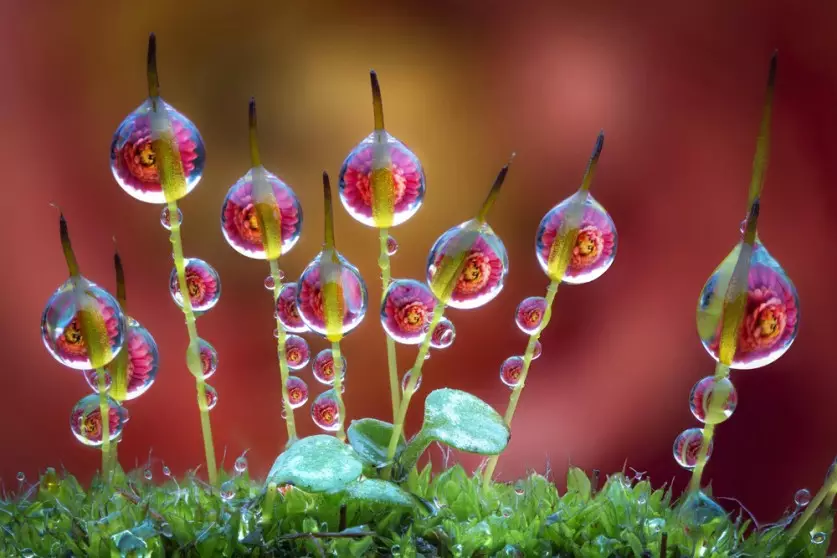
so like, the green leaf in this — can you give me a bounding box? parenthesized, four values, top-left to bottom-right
(421, 389, 510, 454)
(347, 418, 405, 467)
(345, 479, 414, 507)
(266, 435, 363, 493)
(566, 467, 591, 501)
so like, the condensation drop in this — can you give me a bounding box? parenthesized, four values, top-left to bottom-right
(515, 297, 548, 334)
(386, 235, 399, 256)
(401, 370, 422, 393)
(689, 376, 737, 424)
(284, 335, 311, 370)
(169, 258, 221, 312)
(381, 279, 438, 344)
(794, 488, 811, 507)
(673, 427, 712, 470)
(276, 283, 308, 333)
(500, 356, 525, 388)
(160, 207, 183, 230)
(297, 250, 368, 340)
(429, 318, 456, 349)
(286, 376, 310, 409)
(70, 394, 126, 447)
(311, 390, 340, 431)
(312, 348, 346, 385)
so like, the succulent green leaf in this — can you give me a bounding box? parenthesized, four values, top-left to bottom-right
(347, 418, 406, 466)
(266, 435, 363, 493)
(345, 479, 414, 507)
(566, 466, 591, 501)
(420, 389, 510, 454)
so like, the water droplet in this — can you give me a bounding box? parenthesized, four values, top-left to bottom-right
(297, 250, 368, 339)
(429, 318, 456, 349)
(673, 427, 712, 470)
(276, 283, 308, 333)
(311, 390, 340, 431)
(221, 167, 303, 259)
(515, 297, 548, 334)
(502, 506, 512, 518)
(811, 531, 827, 544)
(532, 341, 543, 360)
(203, 384, 218, 410)
(286, 376, 309, 409)
(391, 544, 402, 554)
(514, 484, 525, 496)
(143, 469, 152, 481)
(111, 98, 205, 203)
(19, 549, 35, 558)
(193, 338, 218, 380)
(645, 518, 665, 533)
(500, 356, 525, 388)
(312, 349, 346, 385)
(794, 488, 812, 507)
(16, 472, 25, 482)
(423, 352, 431, 360)
(386, 235, 399, 255)
(338, 130, 426, 228)
(160, 522, 173, 537)
(264, 275, 275, 290)
(41, 277, 127, 370)
(234, 456, 248, 474)
(169, 258, 221, 312)
(284, 335, 311, 370)
(381, 279, 438, 344)
(160, 207, 183, 230)
(426, 220, 509, 309)
(678, 490, 726, 532)
(70, 394, 126, 446)
(401, 370, 422, 393)
(162, 465, 171, 477)
(696, 238, 800, 369)
(535, 192, 617, 284)
(689, 376, 738, 424)
(220, 480, 235, 501)
(88, 317, 160, 401)
(84, 369, 112, 393)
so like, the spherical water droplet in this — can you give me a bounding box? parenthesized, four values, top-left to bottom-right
(678, 490, 726, 532)
(84, 369, 112, 393)
(16, 472, 25, 482)
(220, 480, 235, 501)
(87, 317, 160, 401)
(195, 338, 218, 380)
(381, 279, 438, 344)
(689, 376, 737, 424)
(276, 283, 308, 333)
(162, 466, 171, 477)
(426, 220, 509, 309)
(264, 275, 275, 290)
(386, 235, 399, 256)
(160, 522, 173, 537)
(696, 239, 800, 369)
(234, 456, 248, 474)
(430, 318, 456, 349)
(111, 98, 205, 204)
(673, 427, 712, 470)
(203, 384, 218, 410)
(532, 341, 543, 360)
(312, 349, 346, 385)
(794, 488, 812, 507)
(500, 356, 525, 388)
(502, 506, 512, 518)
(19, 549, 35, 558)
(143, 469, 152, 481)
(284, 335, 311, 370)
(286, 376, 309, 409)
(645, 518, 665, 534)
(160, 207, 183, 230)
(70, 394, 126, 446)
(297, 251, 368, 339)
(221, 168, 303, 259)
(535, 193, 617, 284)
(311, 390, 340, 431)
(41, 277, 127, 370)
(423, 352, 431, 360)
(338, 131, 426, 228)
(169, 258, 221, 312)
(811, 531, 826, 544)
(401, 370, 422, 393)
(516, 297, 548, 334)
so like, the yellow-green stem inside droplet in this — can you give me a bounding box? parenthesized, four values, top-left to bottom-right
(331, 341, 347, 441)
(370, 134, 396, 228)
(378, 227, 400, 419)
(109, 349, 129, 402)
(255, 199, 284, 260)
(150, 103, 189, 203)
(322, 256, 346, 343)
(269, 258, 297, 443)
(93, 367, 112, 482)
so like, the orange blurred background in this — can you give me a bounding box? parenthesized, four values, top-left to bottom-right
(2, 0, 837, 523)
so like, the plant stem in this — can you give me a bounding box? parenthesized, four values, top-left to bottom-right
(378, 227, 400, 419)
(382, 303, 446, 479)
(331, 341, 347, 441)
(787, 467, 837, 541)
(94, 367, 111, 481)
(482, 280, 560, 489)
(167, 200, 218, 486)
(269, 258, 297, 443)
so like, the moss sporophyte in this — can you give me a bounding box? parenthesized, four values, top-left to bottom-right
(18, 38, 828, 556)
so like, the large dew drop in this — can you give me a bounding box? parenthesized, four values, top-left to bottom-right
(284, 335, 311, 370)
(672, 427, 712, 470)
(111, 99, 205, 204)
(86, 317, 160, 400)
(41, 277, 127, 370)
(381, 279, 438, 344)
(70, 394, 127, 447)
(286, 376, 309, 409)
(221, 167, 303, 259)
(429, 317, 456, 349)
(689, 376, 737, 424)
(311, 348, 346, 385)
(515, 296, 548, 334)
(535, 193, 617, 284)
(169, 258, 222, 312)
(696, 238, 799, 369)
(311, 390, 341, 431)
(426, 219, 509, 310)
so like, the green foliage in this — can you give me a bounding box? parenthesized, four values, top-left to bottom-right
(347, 418, 405, 468)
(1, 464, 829, 557)
(266, 434, 363, 492)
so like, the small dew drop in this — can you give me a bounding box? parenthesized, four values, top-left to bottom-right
(234, 456, 248, 474)
(273, 328, 279, 338)
(143, 469, 152, 481)
(532, 341, 543, 360)
(811, 531, 826, 544)
(424, 352, 431, 361)
(794, 488, 811, 507)
(162, 466, 171, 477)
(160, 522, 173, 538)
(264, 275, 275, 290)
(160, 207, 183, 230)
(220, 480, 235, 501)
(16, 472, 25, 482)
(514, 487, 525, 496)
(386, 235, 399, 256)
(502, 506, 512, 518)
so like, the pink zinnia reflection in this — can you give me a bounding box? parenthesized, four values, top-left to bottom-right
(276, 284, 306, 332)
(298, 266, 364, 329)
(112, 116, 198, 197)
(286, 376, 309, 409)
(341, 145, 422, 219)
(222, 179, 301, 254)
(56, 300, 121, 364)
(71, 406, 121, 443)
(311, 394, 340, 431)
(539, 206, 615, 279)
(171, 261, 219, 310)
(383, 281, 437, 342)
(433, 236, 504, 304)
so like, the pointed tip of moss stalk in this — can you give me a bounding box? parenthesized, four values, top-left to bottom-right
(370, 70, 385, 131)
(147, 33, 159, 99)
(322, 171, 336, 250)
(249, 97, 262, 167)
(113, 238, 126, 308)
(476, 155, 514, 223)
(579, 130, 605, 192)
(768, 50, 778, 87)
(51, 203, 80, 277)
(742, 198, 760, 245)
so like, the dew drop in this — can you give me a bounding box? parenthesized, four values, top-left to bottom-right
(297, 251, 368, 338)
(500, 356, 525, 388)
(195, 339, 218, 380)
(143, 469, 152, 481)
(424, 352, 431, 360)
(515, 297, 548, 334)
(286, 376, 310, 409)
(276, 284, 308, 333)
(794, 488, 811, 507)
(532, 341, 543, 360)
(311, 390, 340, 432)
(169, 258, 221, 312)
(70, 394, 126, 446)
(811, 531, 827, 544)
(284, 335, 311, 370)
(672, 427, 712, 469)
(312, 349, 347, 385)
(386, 235, 399, 256)
(85, 318, 160, 401)
(689, 376, 737, 425)
(220, 480, 235, 501)
(162, 466, 171, 477)
(234, 456, 248, 474)
(430, 318, 456, 349)
(264, 275, 275, 290)
(160, 207, 183, 230)
(401, 370, 422, 393)
(16, 472, 25, 482)
(203, 384, 218, 411)
(381, 279, 438, 344)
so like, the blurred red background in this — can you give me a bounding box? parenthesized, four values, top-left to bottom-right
(2, 0, 836, 524)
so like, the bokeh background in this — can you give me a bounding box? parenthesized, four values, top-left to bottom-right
(2, 0, 836, 524)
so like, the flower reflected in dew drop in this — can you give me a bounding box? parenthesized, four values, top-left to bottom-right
(689, 376, 737, 424)
(296, 261, 367, 337)
(515, 297, 547, 335)
(429, 318, 456, 349)
(286, 376, 309, 409)
(70, 395, 125, 447)
(401, 370, 422, 393)
(169, 258, 221, 312)
(198, 339, 218, 380)
(203, 384, 218, 410)
(284, 335, 310, 370)
(532, 341, 543, 360)
(312, 348, 346, 385)
(673, 427, 712, 470)
(386, 235, 399, 256)
(86, 320, 161, 400)
(500, 356, 525, 388)
(275, 284, 308, 333)
(311, 390, 340, 431)
(381, 279, 437, 345)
